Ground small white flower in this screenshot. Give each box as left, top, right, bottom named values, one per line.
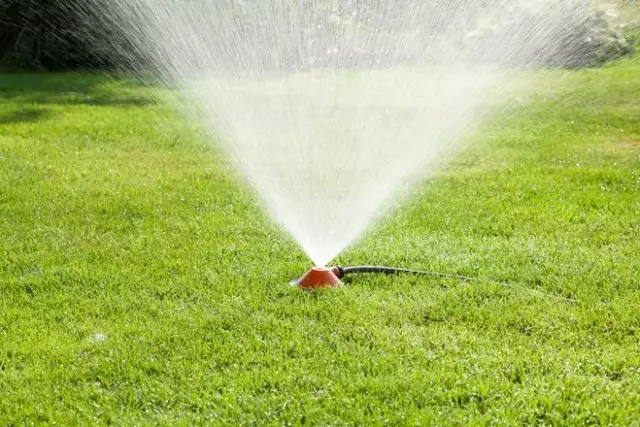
left=89, top=332, right=107, bottom=343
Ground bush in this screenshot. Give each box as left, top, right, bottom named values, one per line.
left=0, top=0, right=134, bottom=70
left=0, top=0, right=634, bottom=71
left=462, top=4, right=634, bottom=68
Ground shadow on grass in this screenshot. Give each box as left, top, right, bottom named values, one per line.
left=0, top=73, right=158, bottom=108
left=0, top=108, right=50, bottom=125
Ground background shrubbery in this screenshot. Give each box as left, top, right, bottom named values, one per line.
left=463, top=5, right=634, bottom=68
left=0, top=0, right=134, bottom=70
left=0, top=0, right=636, bottom=71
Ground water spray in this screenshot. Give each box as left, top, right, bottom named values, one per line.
left=93, top=0, right=594, bottom=277
left=93, top=0, right=598, bottom=298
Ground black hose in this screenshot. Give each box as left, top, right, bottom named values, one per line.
left=332, top=265, right=469, bottom=282
left=330, top=265, right=576, bottom=303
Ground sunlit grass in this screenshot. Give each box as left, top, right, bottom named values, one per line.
left=1, top=54, right=639, bottom=424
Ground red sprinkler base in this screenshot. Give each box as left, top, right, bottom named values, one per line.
left=292, top=267, right=342, bottom=289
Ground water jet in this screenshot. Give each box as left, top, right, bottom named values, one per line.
left=91, top=0, right=599, bottom=270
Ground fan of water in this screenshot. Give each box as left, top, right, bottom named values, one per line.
left=91, top=0, right=590, bottom=266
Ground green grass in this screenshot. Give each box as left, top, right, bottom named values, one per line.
left=1, top=55, right=639, bottom=425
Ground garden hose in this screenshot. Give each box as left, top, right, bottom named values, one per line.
left=330, top=265, right=469, bottom=282
left=326, top=265, right=576, bottom=303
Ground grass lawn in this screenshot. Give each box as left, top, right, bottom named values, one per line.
left=1, top=53, right=639, bottom=424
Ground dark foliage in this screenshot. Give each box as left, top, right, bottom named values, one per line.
left=0, top=0, right=136, bottom=70
left=0, top=0, right=633, bottom=71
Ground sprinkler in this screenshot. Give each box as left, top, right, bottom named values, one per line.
left=291, top=266, right=342, bottom=289
left=291, top=265, right=467, bottom=289
left=290, top=265, right=577, bottom=304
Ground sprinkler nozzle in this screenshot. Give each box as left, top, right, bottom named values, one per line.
left=292, top=266, right=342, bottom=289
